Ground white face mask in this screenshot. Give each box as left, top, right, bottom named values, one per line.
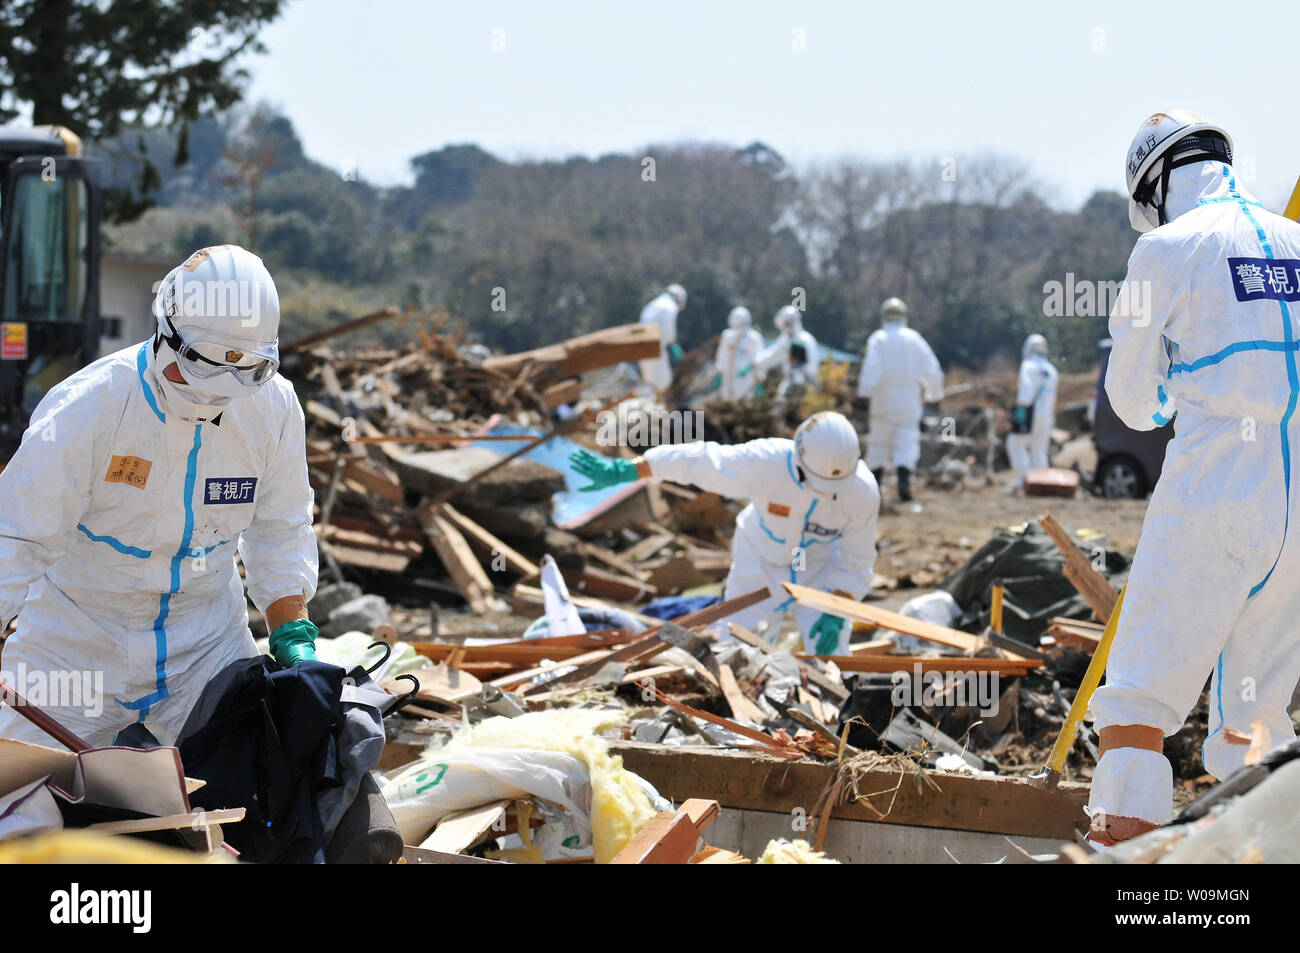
left=147, top=341, right=234, bottom=424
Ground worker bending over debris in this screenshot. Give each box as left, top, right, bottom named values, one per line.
left=712, top=306, right=763, bottom=400
left=1089, top=109, right=1300, bottom=845
left=856, top=297, right=944, bottom=502
left=1006, top=333, right=1059, bottom=489
left=0, top=244, right=319, bottom=748
left=757, top=305, right=821, bottom=397
left=638, top=283, right=686, bottom=393
left=570, top=411, right=877, bottom=655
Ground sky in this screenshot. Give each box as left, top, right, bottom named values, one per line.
left=247, top=0, right=1300, bottom=210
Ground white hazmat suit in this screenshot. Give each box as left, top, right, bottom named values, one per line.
left=0, top=341, right=318, bottom=747
left=857, top=317, right=943, bottom=471
left=638, top=289, right=681, bottom=393
left=758, top=308, right=820, bottom=396
left=1089, top=159, right=1300, bottom=829
left=1006, top=336, right=1059, bottom=485
left=715, top=308, right=763, bottom=400
left=642, top=438, right=878, bottom=653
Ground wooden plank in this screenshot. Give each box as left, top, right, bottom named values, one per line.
left=419, top=800, right=509, bottom=854
left=1038, top=513, right=1119, bottom=623
left=488, top=648, right=614, bottom=690
left=718, top=663, right=767, bottom=724
left=419, top=503, right=494, bottom=612
left=781, top=582, right=990, bottom=655
left=575, top=564, right=658, bottom=602
left=284, top=307, right=399, bottom=354
left=610, top=742, right=1089, bottom=840
left=609, top=810, right=702, bottom=865
left=483, top=323, right=662, bottom=380
left=410, top=641, right=596, bottom=665
left=811, top=655, right=1039, bottom=675
left=1047, top=617, right=1103, bottom=654
left=541, top=378, right=583, bottom=409
left=438, top=502, right=540, bottom=578
left=521, top=588, right=771, bottom=695
left=83, top=808, right=246, bottom=835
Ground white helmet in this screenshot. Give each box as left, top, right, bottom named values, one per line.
left=152, top=244, right=281, bottom=401
left=1125, top=108, right=1232, bottom=232
left=794, top=411, right=861, bottom=496
left=1023, top=333, right=1048, bottom=358
left=666, top=283, right=687, bottom=309
left=727, top=306, right=751, bottom=330
left=881, top=297, right=908, bottom=322
left=775, top=305, right=802, bottom=333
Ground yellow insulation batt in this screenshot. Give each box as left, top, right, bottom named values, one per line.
left=388, top=708, right=656, bottom=863
left=0, top=830, right=235, bottom=863
left=757, top=838, right=841, bottom=864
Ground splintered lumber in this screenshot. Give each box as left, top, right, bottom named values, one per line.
left=419, top=504, right=494, bottom=612
left=610, top=798, right=720, bottom=865
left=576, top=564, right=658, bottom=602
left=719, top=663, right=767, bottom=724
left=84, top=808, right=246, bottom=835
left=419, top=800, right=510, bottom=854
left=541, top=378, right=583, bottom=409
left=483, top=323, right=662, bottom=380
left=1047, top=616, right=1104, bottom=654
left=811, top=655, right=1040, bottom=675
left=437, top=502, right=540, bottom=578
left=780, top=583, right=995, bottom=656
left=1038, top=513, right=1119, bottom=623
left=284, top=307, right=400, bottom=354
left=611, top=742, right=1089, bottom=840
left=520, top=588, right=771, bottom=695
left=727, top=623, right=850, bottom=702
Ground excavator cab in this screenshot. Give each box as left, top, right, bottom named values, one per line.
left=0, top=125, right=100, bottom=460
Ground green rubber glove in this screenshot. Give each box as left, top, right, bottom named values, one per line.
left=738, top=364, right=751, bottom=378
left=809, top=613, right=845, bottom=656
left=668, top=343, right=683, bottom=365
left=709, top=373, right=723, bottom=392
left=1013, top=405, right=1030, bottom=430
left=569, top=449, right=640, bottom=492
left=269, top=618, right=319, bottom=666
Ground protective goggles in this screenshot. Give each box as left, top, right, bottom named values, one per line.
left=161, top=319, right=279, bottom=395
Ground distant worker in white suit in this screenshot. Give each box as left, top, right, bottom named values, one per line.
left=757, top=305, right=821, bottom=396
left=568, top=412, right=877, bottom=655
left=1005, top=334, right=1059, bottom=489
left=638, top=283, right=686, bottom=393
left=712, top=306, right=763, bottom=400
left=856, top=297, right=943, bottom=502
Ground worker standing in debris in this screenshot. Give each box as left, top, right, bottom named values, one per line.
left=757, top=305, right=821, bottom=396
left=1005, top=333, right=1059, bottom=489
left=856, top=298, right=944, bottom=502
left=1088, top=109, right=1300, bottom=845
left=569, top=411, right=877, bottom=654
left=712, top=306, right=763, bottom=400
left=638, top=283, right=686, bottom=393
left=0, top=244, right=319, bottom=748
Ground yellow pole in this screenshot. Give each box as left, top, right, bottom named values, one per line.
left=1045, top=582, right=1127, bottom=776
left=990, top=584, right=1004, bottom=635
left=1285, top=175, right=1300, bottom=221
